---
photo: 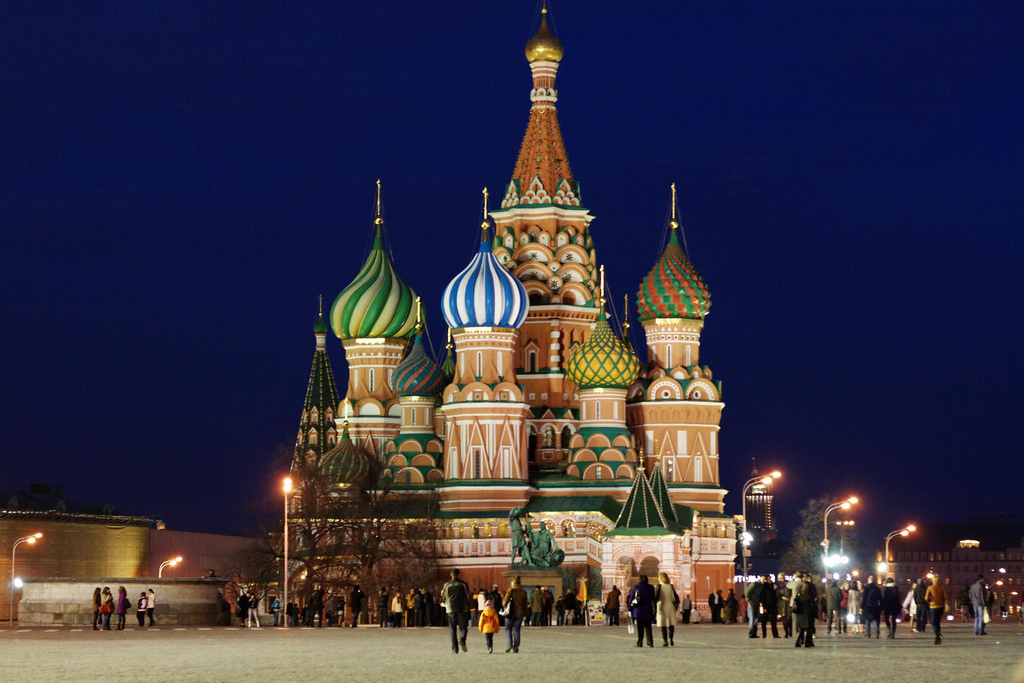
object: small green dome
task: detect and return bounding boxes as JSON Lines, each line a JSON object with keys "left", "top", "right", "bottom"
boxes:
{"left": 321, "top": 423, "right": 368, "bottom": 486}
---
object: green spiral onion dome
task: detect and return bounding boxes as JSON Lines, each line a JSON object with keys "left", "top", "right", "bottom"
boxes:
{"left": 331, "top": 227, "right": 418, "bottom": 340}
{"left": 321, "top": 422, "right": 368, "bottom": 486}
{"left": 636, "top": 230, "right": 711, "bottom": 321}
{"left": 392, "top": 332, "right": 444, "bottom": 397}
{"left": 566, "top": 311, "right": 639, "bottom": 391}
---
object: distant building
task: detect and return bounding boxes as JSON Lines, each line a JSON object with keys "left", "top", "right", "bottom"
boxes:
{"left": 1, "top": 483, "right": 249, "bottom": 623}
{"left": 891, "top": 514, "right": 1024, "bottom": 618}
{"left": 744, "top": 462, "right": 777, "bottom": 542}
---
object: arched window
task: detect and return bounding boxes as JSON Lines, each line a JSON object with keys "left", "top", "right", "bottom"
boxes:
{"left": 369, "top": 369, "right": 375, "bottom": 392}
{"left": 527, "top": 350, "right": 537, "bottom": 373}
{"left": 476, "top": 352, "right": 483, "bottom": 378}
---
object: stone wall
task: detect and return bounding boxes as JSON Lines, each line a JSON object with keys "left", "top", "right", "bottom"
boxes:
{"left": 19, "top": 578, "right": 227, "bottom": 626}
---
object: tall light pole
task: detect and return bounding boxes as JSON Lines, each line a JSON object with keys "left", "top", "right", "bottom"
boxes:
{"left": 283, "top": 476, "right": 292, "bottom": 629}
{"left": 9, "top": 532, "right": 42, "bottom": 628}
{"left": 822, "top": 497, "right": 858, "bottom": 559}
{"left": 158, "top": 556, "right": 183, "bottom": 578}
{"left": 740, "top": 470, "right": 781, "bottom": 579}
{"left": 878, "top": 525, "right": 916, "bottom": 578}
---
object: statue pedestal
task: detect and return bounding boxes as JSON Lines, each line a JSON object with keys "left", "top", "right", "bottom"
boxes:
{"left": 501, "top": 567, "right": 564, "bottom": 596}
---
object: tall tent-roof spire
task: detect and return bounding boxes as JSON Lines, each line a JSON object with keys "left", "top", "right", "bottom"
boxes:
{"left": 648, "top": 461, "right": 679, "bottom": 524}
{"left": 614, "top": 470, "right": 670, "bottom": 531}
{"left": 295, "top": 298, "right": 341, "bottom": 468}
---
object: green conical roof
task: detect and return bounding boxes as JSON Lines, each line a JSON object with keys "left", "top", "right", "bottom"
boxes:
{"left": 648, "top": 462, "right": 678, "bottom": 524}
{"left": 294, "top": 309, "right": 341, "bottom": 467}
{"left": 614, "top": 470, "right": 669, "bottom": 530}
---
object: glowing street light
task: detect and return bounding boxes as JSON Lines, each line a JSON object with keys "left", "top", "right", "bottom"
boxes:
{"left": 9, "top": 533, "right": 43, "bottom": 627}
{"left": 822, "top": 497, "right": 858, "bottom": 557}
{"left": 158, "top": 556, "right": 183, "bottom": 578}
{"left": 878, "top": 525, "right": 916, "bottom": 577}
{"left": 740, "top": 469, "right": 781, "bottom": 578}
{"left": 283, "top": 476, "right": 292, "bottom": 629}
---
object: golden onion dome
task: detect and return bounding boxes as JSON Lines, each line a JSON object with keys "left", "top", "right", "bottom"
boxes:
{"left": 566, "top": 311, "right": 639, "bottom": 391}
{"left": 525, "top": 10, "right": 564, "bottom": 63}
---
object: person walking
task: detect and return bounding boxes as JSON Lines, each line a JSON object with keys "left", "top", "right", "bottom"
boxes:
{"left": 478, "top": 599, "right": 500, "bottom": 653}
{"left": 628, "top": 575, "right": 656, "bottom": 648}
{"left": 271, "top": 596, "right": 281, "bottom": 626}
{"left": 847, "top": 580, "right": 862, "bottom": 634}
{"left": 562, "top": 590, "right": 577, "bottom": 626}
{"left": 502, "top": 576, "right": 529, "bottom": 653}
{"left": 543, "top": 587, "right": 554, "bottom": 626}
{"left": 247, "top": 592, "right": 261, "bottom": 628}
{"left": 136, "top": 592, "right": 148, "bottom": 627}
{"left": 443, "top": 569, "right": 471, "bottom": 653}
{"left": 349, "top": 584, "right": 365, "bottom": 628}
{"left": 745, "top": 579, "right": 763, "bottom": 638}
{"left": 826, "top": 581, "right": 843, "bottom": 634}
{"left": 708, "top": 589, "right": 722, "bottom": 624}
{"left": 759, "top": 576, "right": 780, "bottom": 638}
{"left": 924, "top": 575, "right": 946, "bottom": 645}
{"left": 310, "top": 586, "right": 324, "bottom": 627}
{"left": 793, "top": 582, "right": 815, "bottom": 647}
{"left": 969, "top": 575, "right": 988, "bottom": 635}
{"left": 913, "top": 577, "right": 929, "bottom": 633}
{"left": 605, "top": 585, "right": 621, "bottom": 626}
{"left": 100, "top": 587, "right": 114, "bottom": 630}
{"left": 529, "top": 585, "right": 544, "bottom": 626}
{"left": 861, "top": 576, "right": 882, "bottom": 639}
{"left": 377, "top": 587, "right": 388, "bottom": 627}
{"left": 655, "top": 573, "right": 679, "bottom": 647}
{"left": 882, "top": 579, "right": 902, "bottom": 639}
{"left": 902, "top": 584, "right": 915, "bottom": 631}
{"left": 146, "top": 589, "right": 157, "bottom": 626}
{"left": 115, "top": 586, "right": 129, "bottom": 631}
{"left": 91, "top": 587, "right": 102, "bottom": 631}
{"left": 724, "top": 589, "right": 738, "bottom": 623}
{"left": 681, "top": 594, "right": 692, "bottom": 624}
{"left": 785, "top": 572, "right": 803, "bottom": 637}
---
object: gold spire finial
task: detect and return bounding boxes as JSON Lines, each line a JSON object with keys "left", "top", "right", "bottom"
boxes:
{"left": 415, "top": 295, "right": 423, "bottom": 331}
{"left": 318, "top": 293, "right": 323, "bottom": 316}
{"left": 445, "top": 326, "right": 452, "bottom": 350}
{"left": 481, "top": 187, "right": 490, "bottom": 230}
{"left": 599, "top": 264, "right": 606, "bottom": 310}
{"left": 622, "top": 294, "right": 630, "bottom": 332}
{"left": 374, "top": 179, "right": 383, "bottom": 226}
{"left": 669, "top": 182, "right": 679, "bottom": 230}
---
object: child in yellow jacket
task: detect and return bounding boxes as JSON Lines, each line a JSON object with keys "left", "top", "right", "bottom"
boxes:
{"left": 478, "top": 599, "right": 500, "bottom": 653}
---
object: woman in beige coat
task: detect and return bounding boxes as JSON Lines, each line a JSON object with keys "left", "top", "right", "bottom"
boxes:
{"left": 655, "top": 573, "right": 679, "bottom": 646}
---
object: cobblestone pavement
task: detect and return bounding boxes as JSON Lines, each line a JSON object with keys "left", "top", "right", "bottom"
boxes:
{"left": 1, "top": 621, "right": 1021, "bottom": 682}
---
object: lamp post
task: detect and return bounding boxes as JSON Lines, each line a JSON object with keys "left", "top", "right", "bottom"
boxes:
{"left": 9, "top": 532, "right": 42, "bottom": 628}
{"left": 283, "top": 476, "right": 292, "bottom": 629}
{"left": 740, "top": 470, "right": 781, "bottom": 579}
{"left": 878, "top": 525, "right": 916, "bottom": 578}
{"left": 158, "top": 556, "right": 183, "bottom": 578}
{"left": 822, "top": 497, "right": 858, "bottom": 560}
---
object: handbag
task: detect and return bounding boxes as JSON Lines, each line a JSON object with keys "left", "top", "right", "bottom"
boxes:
{"left": 982, "top": 607, "right": 991, "bottom": 624}
{"left": 499, "top": 601, "right": 511, "bottom": 617}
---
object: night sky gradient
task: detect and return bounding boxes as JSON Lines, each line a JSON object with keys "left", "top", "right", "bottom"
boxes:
{"left": 2, "top": 1, "right": 1022, "bottom": 555}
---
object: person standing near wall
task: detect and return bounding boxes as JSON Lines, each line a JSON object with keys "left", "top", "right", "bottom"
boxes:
{"left": 136, "top": 592, "right": 148, "bottom": 627}
{"left": 91, "top": 587, "right": 102, "bottom": 631}
{"left": 146, "top": 589, "right": 156, "bottom": 626}
{"left": 100, "top": 587, "right": 114, "bottom": 630}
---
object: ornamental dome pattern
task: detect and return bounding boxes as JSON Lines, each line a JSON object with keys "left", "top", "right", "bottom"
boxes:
{"left": 566, "top": 312, "right": 639, "bottom": 391}
{"left": 331, "top": 229, "right": 418, "bottom": 340}
{"left": 524, "top": 12, "right": 564, "bottom": 63}
{"left": 321, "top": 423, "right": 368, "bottom": 486}
{"left": 392, "top": 333, "right": 444, "bottom": 397}
{"left": 442, "top": 237, "right": 529, "bottom": 330}
{"left": 636, "top": 232, "right": 710, "bottom": 321}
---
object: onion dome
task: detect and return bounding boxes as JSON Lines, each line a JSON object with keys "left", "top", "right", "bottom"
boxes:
{"left": 442, "top": 213, "right": 528, "bottom": 330}
{"left": 566, "top": 311, "right": 640, "bottom": 391}
{"left": 392, "top": 333, "right": 444, "bottom": 397}
{"left": 440, "top": 328, "right": 456, "bottom": 384}
{"left": 525, "top": 8, "right": 564, "bottom": 63}
{"left": 321, "top": 422, "right": 368, "bottom": 486}
{"left": 330, "top": 190, "right": 418, "bottom": 340}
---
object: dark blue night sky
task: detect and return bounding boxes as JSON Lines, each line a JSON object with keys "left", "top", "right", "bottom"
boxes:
{"left": 2, "top": 1, "right": 1022, "bottom": 551}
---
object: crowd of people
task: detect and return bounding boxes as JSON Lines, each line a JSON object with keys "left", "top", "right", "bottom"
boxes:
{"left": 90, "top": 587, "right": 157, "bottom": 630}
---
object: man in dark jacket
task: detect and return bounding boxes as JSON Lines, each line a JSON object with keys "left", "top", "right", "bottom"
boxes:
{"left": 378, "top": 587, "right": 389, "bottom": 627}
{"left": 310, "top": 586, "right": 324, "bottom": 628}
{"left": 913, "top": 578, "right": 929, "bottom": 633}
{"left": 745, "top": 580, "right": 764, "bottom": 638}
{"left": 758, "top": 576, "right": 780, "bottom": 638}
{"left": 826, "top": 581, "right": 843, "bottom": 634}
{"left": 441, "top": 568, "right": 470, "bottom": 653}
{"left": 861, "top": 576, "right": 883, "bottom": 638}
{"left": 349, "top": 585, "right": 365, "bottom": 628}
{"left": 882, "top": 578, "right": 902, "bottom": 639}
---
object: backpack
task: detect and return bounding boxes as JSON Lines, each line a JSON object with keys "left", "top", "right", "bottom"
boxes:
{"left": 124, "top": 598, "right": 131, "bottom": 610}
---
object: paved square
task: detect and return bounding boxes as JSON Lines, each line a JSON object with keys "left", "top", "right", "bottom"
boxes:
{"left": 1, "top": 622, "right": 1021, "bottom": 682}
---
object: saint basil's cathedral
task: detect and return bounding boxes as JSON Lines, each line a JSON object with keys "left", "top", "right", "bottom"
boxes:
{"left": 292, "top": 9, "right": 738, "bottom": 598}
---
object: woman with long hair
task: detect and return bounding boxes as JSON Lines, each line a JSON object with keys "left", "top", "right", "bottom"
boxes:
{"left": 627, "top": 575, "right": 656, "bottom": 648}
{"left": 91, "top": 587, "right": 102, "bottom": 631}
{"left": 655, "top": 573, "right": 679, "bottom": 647}
{"left": 100, "top": 587, "right": 114, "bottom": 630}
{"left": 115, "top": 586, "right": 128, "bottom": 630}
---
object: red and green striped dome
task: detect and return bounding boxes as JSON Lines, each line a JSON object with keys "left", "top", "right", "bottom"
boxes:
{"left": 636, "top": 231, "right": 710, "bottom": 321}
{"left": 392, "top": 333, "right": 444, "bottom": 397}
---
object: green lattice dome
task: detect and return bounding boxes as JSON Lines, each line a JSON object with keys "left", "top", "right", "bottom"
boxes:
{"left": 566, "top": 311, "right": 639, "bottom": 391}
{"left": 321, "top": 423, "right": 368, "bottom": 486}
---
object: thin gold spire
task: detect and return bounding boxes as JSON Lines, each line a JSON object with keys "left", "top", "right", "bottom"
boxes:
{"left": 318, "top": 294, "right": 323, "bottom": 316}
{"left": 415, "top": 295, "right": 423, "bottom": 331}
{"left": 670, "top": 182, "right": 679, "bottom": 230}
{"left": 622, "top": 293, "right": 630, "bottom": 332}
{"left": 599, "top": 264, "right": 606, "bottom": 310}
{"left": 374, "top": 179, "right": 383, "bottom": 226}
{"left": 445, "top": 326, "right": 453, "bottom": 350}
{"left": 481, "top": 187, "right": 490, "bottom": 230}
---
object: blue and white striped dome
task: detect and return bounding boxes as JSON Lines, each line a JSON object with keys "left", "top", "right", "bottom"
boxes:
{"left": 442, "top": 238, "right": 529, "bottom": 329}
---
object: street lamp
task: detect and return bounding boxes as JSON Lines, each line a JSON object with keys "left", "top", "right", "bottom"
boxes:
{"left": 283, "top": 476, "right": 292, "bottom": 629}
{"left": 9, "top": 533, "right": 42, "bottom": 628}
{"left": 158, "top": 556, "right": 183, "bottom": 578}
{"left": 878, "top": 525, "right": 916, "bottom": 577}
{"left": 740, "top": 470, "right": 781, "bottom": 578}
{"left": 822, "top": 497, "right": 858, "bottom": 558}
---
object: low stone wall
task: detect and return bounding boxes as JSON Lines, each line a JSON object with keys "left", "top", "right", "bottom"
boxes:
{"left": 19, "top": 578, "right": 227, "bottom": 626}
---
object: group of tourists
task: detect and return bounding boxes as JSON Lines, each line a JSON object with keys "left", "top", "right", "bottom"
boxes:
{"left": 90, "top": 587, "right": 156, "bottom": 630}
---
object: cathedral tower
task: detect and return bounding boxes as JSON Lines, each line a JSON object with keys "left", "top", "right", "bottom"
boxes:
{"left": 293, "top": 298, "right": 342, "bottom": 470}
{"left": 330, "top": 181, "right": 418, "bottom": 454}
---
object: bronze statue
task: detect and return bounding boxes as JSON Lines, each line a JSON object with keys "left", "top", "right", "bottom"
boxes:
{"left": 508, "top": 508, "right": 564, "bottom": 567}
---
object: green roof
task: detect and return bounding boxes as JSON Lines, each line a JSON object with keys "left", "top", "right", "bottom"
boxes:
{"left": 673, "top": 504, "right": 696, "bottom": 528}
{"left": 698, "top": 510, "right": 733, "bottom": 519}
{"left": 648, "top": 463, "right": 678, "bottom": 524}
{"left": 525, "top": 495, "right": 621, "bottom": 521}
{"left": 615, "top": 473, "right": 673, "bottom": 531}
{"left": 603, "top": 526, "right": 679, "bottom": 538}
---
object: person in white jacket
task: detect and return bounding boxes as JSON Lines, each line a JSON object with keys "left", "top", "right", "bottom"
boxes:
{"left": 846, "top": 581, "right": 862, "bottom": 634}
{"left": 902, "top": 585, "right": 916, "bottom": 630}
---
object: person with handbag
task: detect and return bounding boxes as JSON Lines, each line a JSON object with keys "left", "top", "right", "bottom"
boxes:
{"left": 100, "top": 587, "right": 114, "bottom": 630}
{"left": 501, "top": 577, "right": 529, "bottom": 653}
{"left": 115, "top": 586, "right": 129, "bottom": 631}
{"left": 91, "top": 587, "right": 102, "bottom": 631}
{"left": 969, "top": 574, "right": 988, "bottom": 635}
{"left": 628, "top": 574, "right": 656, "bottom": 647}
{"left": 655, "top": 573, "right": 679, "bottom": 647}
